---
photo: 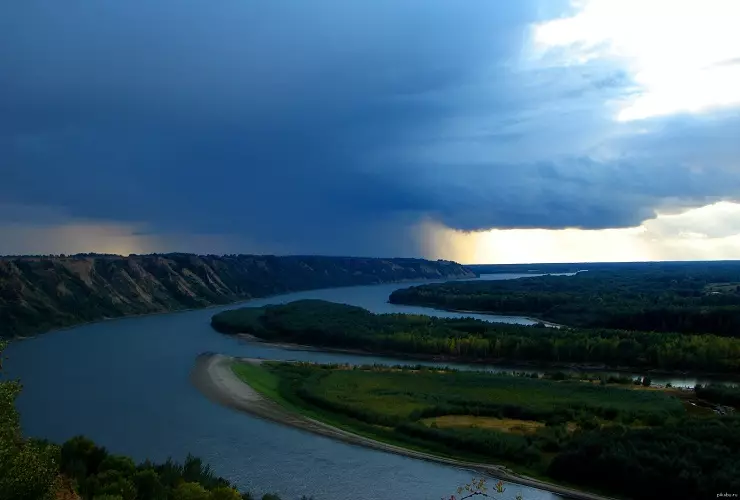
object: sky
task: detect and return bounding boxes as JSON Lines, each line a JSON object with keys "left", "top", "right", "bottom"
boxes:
{"left": 1, "top": 0, "right": 740, "bottom": 263}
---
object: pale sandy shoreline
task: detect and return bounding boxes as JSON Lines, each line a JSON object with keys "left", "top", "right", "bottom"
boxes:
{"left": 190, "top": 353, "right": 616, "bottom": 500}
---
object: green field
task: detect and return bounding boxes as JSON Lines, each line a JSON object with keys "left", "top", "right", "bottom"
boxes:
{"left": 233, "top": 361, "right": 739, "bottom": 500}
{"left": 291, "top": 365, "right": 683, "bottom": 425}
{"left": 231, "top": 362, "right": 285, "bottom": 404}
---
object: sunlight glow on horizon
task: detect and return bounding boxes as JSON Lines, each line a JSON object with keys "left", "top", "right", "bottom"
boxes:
{"left": 532, "top": 0, "right": 740, "bottom": 121}
{"left": 421, "top": 202, "right": 740, "bottom": 264}
{"left": 4, "top": 204, "right": 740, "bottom": 264}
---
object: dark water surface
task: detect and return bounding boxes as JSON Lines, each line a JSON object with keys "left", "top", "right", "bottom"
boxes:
{"left": 2, "top": 273, "right": 723, "bottom": 499}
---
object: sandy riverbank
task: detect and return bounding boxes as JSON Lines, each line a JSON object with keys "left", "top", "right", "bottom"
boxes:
{"left": 190, "top": 353, "right": 616, "bottom": 500}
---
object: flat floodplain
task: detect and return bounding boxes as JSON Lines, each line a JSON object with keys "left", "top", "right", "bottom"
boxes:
{"left": 226, "top": 360, "right": 740, "bottom": 500}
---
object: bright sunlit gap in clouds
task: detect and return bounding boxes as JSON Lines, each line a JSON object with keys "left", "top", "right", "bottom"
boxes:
{"left": 533, "top": 0, "right": 740, "bottom": 121}
{"left": 421, "top": 202, "right": 740, "bottom": 264}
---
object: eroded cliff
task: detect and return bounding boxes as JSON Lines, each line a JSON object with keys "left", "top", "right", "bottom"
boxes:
{"left": 0, "top": 253, "right": 475, "bottom": 337}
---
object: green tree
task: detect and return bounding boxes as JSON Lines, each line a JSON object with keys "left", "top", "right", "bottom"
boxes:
{"left": 133, "top": 469, "right": 167, "bottom": 500}
{"left": 99, "top": 455, "right": 136, "bottom": 475}
{"left": 173, "top": 482, "right": 211, "bottom": 500}
{"left": 210, "top": 486, "right": 243, "bottom": 500}
{"left": 0, "top": 341, "right": 59, "bottom": 500}
{"left": 95, "top": 473, "right": 136, "bottom": 500}
{"left": 60, "top": 435, "right": 109, "bottom": 482}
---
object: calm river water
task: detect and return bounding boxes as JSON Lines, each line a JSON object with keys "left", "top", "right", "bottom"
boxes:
{"left": 2, "top": 273, "right": 725, "bottom": 500}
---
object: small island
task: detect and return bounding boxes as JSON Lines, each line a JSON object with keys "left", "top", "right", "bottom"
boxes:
{"left": 191, "top": 354, "right": 740, "bottom": 500}
{"left": 211, "top": 300, "right": 740, "bottom": 373}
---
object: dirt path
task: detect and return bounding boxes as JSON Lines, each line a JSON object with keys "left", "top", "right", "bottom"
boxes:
{"left": 190, "top": 353, "right": 616, "bottom": 500}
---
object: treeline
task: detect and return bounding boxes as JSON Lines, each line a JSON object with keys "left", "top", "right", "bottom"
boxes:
{"left": 58, "top": 436, "right": 253, "bottom": 500}
{"left": 389, "top": 262, "right": 740, "bottom": 337}
{"left": 549, "top": 416, "right": 740, "bottom": 500}
{"left": 263, "top": 362, "right": 740, "bottom": 500}
{"left": 5, "top": 434, "right": 293, "bottom": 500}
{"left": 466, "top": 259, "right": 737, "bottom": 276}
{"left": 211, "top": 300, "right": 740, "bottom": 372}
{"left": 695, "top": 383, "right": 740, "bottom": 408}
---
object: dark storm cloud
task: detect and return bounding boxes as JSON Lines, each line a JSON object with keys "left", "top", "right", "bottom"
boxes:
{"left": 1, "top": 0, "right": 739, "bottom": 255}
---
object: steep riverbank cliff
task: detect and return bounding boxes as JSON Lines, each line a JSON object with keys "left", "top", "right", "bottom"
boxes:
{"left": 0, "top": 253, "right": 475, "bottom": 338}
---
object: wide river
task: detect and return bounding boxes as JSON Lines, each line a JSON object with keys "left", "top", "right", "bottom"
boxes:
{"left": 3, "top": 273, "right": 724, "bottom": 500}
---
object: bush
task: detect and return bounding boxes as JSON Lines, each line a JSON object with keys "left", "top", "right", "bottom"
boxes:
{"left": 173, "top": 482, "right": 210, "bottom": 500}
{"left": 210, "top": 487, "right": 243, "bottom": 500}
{"left": 261, "top": 494, "right": 282, "bottom": 500}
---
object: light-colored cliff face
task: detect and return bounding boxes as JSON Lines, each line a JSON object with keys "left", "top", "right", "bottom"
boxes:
{"left": 0, "top": 254, "right": 475, "bottom": 337}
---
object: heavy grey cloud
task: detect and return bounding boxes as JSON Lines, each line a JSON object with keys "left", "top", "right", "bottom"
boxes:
{"left": 1, "top": 0, "right": 739, "bottom": 256}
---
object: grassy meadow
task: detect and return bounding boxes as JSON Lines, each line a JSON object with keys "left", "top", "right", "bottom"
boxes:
{"left": 230, "top": 361, "right": 740, "bottom": 499}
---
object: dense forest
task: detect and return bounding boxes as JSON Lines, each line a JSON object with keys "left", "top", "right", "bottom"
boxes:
{"left": 695, "top": 383, "right": 740, "bottom": 408}
{"left": 465, "top": 260, "right": 724, "bottom": 275}
{"left": 390, "top": 261, "right": 740, "bottom": 337}
{"left": 252, "top": 361, "right": 740, "bottom": 500}
{"left": 547, "top": 416, "right": 740, "bottom": 499}
{"left": 0, "top": 253, "right": 474, "bottom": 338}
{"left": 212, "top": 300, "right": 740, "bottom": 372}
{"left": 0, "top": 341, "right": 296, "bottom": 500}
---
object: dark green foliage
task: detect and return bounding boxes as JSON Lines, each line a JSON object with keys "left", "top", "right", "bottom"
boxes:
{"left": 390, "top": 262, "right": 740, "bottom": 337}
{"left": 0, "top": 341, "right": 59, "bottom": 500}
{"left": 212, "top": 300, "right": 740, "bottom": 372}
{"left": 548, "top": 417, "right": 740, "bottom": 500}
{"left": 695, "top": 383, "right": 740, "bottom": 407}
{"left": 396, "top": 422, "right": 539, "bottom": 464}
{"left": 181, "top": 454, "right": 230, "bottom": 490}
{"left": 0, "top": 254, "right": 474, "bottom": 338}
{"left": 59, "top": 436, "right": 231, "bottom": 499}
{"left": 57, "top": 436, "right": 282, "bottom": 500}
{"left": 172, "top": 482, "right": 209, "bottom": 500}
{"left": 209, "top": 487, "right": 243, "bottom": 500}
{"left": 60, "top": 436, "right": 109, "bottom": 485}
{"left": 133, "top": 470, "right": 167, "bottom": 500}
{"left": 99, "top": 455, "right": 136, "bottom": 475}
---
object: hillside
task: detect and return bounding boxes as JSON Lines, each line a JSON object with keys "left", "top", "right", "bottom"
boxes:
{"left": 0, "top": 253, "right": 475, "bottom": 338}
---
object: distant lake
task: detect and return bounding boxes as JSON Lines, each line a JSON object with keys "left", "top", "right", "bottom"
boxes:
{"left": 2, "top": 272, "right": 724, "bottom": 500}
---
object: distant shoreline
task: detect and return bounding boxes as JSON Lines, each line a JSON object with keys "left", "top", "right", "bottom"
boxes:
{"left": 190, "top": 353, "right": 617, "bottom": 500}
{"left": 418, "top": 305, "right": 564, "bottom": 328}
{"left": 387, "top": 298, "right": 562, "bottom": 327}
